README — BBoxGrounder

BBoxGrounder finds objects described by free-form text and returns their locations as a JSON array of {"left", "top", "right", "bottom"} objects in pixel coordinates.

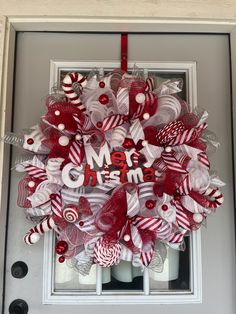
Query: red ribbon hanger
[{"left": 121, "top": 33, "right": 128, "bottom": 72}]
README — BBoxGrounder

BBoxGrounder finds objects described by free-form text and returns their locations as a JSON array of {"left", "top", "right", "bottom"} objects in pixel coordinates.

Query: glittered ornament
[
  {"left": 99, "top": 94, "right": 109, "bottom": 105},
  {"left": 55, "top": 240, "right": 69, "bottom": 255}
]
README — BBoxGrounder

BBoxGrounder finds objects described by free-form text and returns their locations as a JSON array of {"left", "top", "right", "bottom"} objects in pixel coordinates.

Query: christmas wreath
[{"left": 4, "top": 68, "right": 224, "bottom": 275}]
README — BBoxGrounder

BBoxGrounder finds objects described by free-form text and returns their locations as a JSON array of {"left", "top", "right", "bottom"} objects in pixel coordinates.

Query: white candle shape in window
[
  {"left": 55, "top": 259, "right": 77, "bottom": 285},
  {"left": 112, "top": 261, "right": 133, "bottom": 282},
  {"left": 78, "top": 264, "right": 97, "bottom": 284},
  {"left": 149, "top": 247, "right": 179, "bottom": 281}
]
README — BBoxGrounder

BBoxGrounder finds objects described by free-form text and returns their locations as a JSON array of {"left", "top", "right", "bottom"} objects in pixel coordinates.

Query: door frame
[{"left": 0, "top": 16, "right": 236, "bottom": 307}]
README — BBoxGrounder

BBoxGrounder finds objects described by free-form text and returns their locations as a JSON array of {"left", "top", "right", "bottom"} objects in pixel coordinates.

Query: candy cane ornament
[
  {"left": 190, "top": 187, "right": 224, "bottom": 210},
  {"left": 62, "top": 72, "right": 87, "bottom": 112},
  {"left": 24, "top": 217, "right": 57, "bottom": 245}
]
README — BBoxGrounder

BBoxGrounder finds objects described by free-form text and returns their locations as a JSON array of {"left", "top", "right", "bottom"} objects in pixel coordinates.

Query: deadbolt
[
  {"left": 9, "top": 299, "right": 28, "bottom": 314},
  {"left": 11, "top": 261, "right": 28, "bottom": 279}
]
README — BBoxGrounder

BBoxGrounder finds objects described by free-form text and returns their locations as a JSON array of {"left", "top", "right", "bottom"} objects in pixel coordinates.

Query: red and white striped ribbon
[
  {"left": 141, "top": 242, "right": 155, "bottom": 266},
  {"left": 168, "top": 128, "right": 196, "bottom": 146},
  {"left": 178, "top": 175, "right": 192, "bottom": 195},
  {"left": 145, "top": 77, "right": 155, "bottom": 92},
  {"left": 198, "top": 152, "right": 210, "bottom": 169},
  {"left": 161, "top": 150, "right": 188, "bottom": 173},
  {"left": 132, "top": 216, "right": 162, "bottom": 232},
  {"left": 51, "top": 192, "right": 63, "bottom": 218},
  {"left": 130, "top": 119, "right": 145, "bottom": 144},
  {"left": 62, "top": 72, "right": 87, "bottom": 111},
  {"left": 173, "top": 200, "right": 191, "bottom": 231},
  {"left": 102, "top": 114, "right": 125, "bottom": 132},
  {"left": 168, "top": 231, "right": 185, "bottom": 244},
  {"left": 25, "top": 165, "right": 47, "bottom": 180},
  {"left": 69, "top": 140, "right": 84, "bottom": 166}
]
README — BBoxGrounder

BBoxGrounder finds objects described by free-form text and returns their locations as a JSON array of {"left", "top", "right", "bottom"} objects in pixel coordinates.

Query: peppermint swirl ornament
[
  {"left": 94, "top": 237, "right": 121, "bottom": 267},
  {"left": 63, "top": 205, "right": 80, "bottom": 223}
]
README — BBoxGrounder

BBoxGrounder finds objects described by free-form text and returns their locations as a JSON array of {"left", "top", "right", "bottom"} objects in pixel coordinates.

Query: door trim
[{"left": 0, "top": 16, "right": 235, "bottom": 307}]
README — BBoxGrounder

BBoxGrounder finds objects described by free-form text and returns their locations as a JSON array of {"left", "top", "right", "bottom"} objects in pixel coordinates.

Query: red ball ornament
[
  {"left": 27, "top": 138, "right": 34, "bottom": 145},
  {"left": 96, "top": 121, "right": 103, "bottom": 128},
  {"left": 145, "top": 200, "right": 156, "bottom": 210},
  {"left": 99, "top": 94, "right": 109, "bottom": 105},
  {"left": 58, "top": 256, "right": 65, "bottom": 263},
  {"left": 99, "top": 81, "right": 105, "bottom": 88},
  {"left": 79, "top": 221, "right": 84, "bottom": 227},
  {"left": 161, "top": 204, "right": 168, "bottom": 211},
  {"left": 55, "top": 240, "right": 68, "bottom": 255}
]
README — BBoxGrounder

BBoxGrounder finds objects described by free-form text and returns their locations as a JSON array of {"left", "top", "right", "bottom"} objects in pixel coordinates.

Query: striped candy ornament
[
  {"left": 157, "top": 121, "right": 185, "bottom": 144},
  {"left": 24, "top": 216, "right": 56, "bottom": 245},
  {"left": 62, "top": 72, "right": 87, "bottom": 111},
  {"left": 94, "top": 237, "right": 121, "bottom": 267}
]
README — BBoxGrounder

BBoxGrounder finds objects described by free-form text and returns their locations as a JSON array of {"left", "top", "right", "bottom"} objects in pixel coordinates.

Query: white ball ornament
[
  {"left": 75, "top": 134, "right": 82, "bottom": 141},
  {"left": 193, "top": 213, "right": 204, "bottom": 223},
  {"left": 165, "top": 146, "right": 172, "bottom": 153},
  {"left": 30, "top": 233, "right": 40, "bottom": 244},
  {"left": 58, "top": 136, "right": 70, "bottom": 146},
  {"left": 143, "top": 112, "right": 150, "bottom": 120},
  {"left": 58, "top": 123, "right": 65, "bottom": 131},
  {"left": 142, "top": 140, "right": 148, "bottom": 147},
  {"left": 124, "top": 234, "right": 131, "bottom": 242},
  {"left": 28, "top": 181, "right": 35, "bottom": 188},
  {"left": 135, "top": 93, "right": 145, "bottom": 104},
  {"left": 55, "top": 110, "right": 60, "bottom": 116}
]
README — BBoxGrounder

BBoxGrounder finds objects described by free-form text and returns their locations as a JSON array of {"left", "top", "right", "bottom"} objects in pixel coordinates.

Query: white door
[{"left": 3, "top": 33, "right": 235, "bottom": 313}]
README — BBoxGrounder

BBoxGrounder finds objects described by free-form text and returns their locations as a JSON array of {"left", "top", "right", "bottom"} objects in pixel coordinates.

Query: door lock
[{"left": 9, "top": 299, "right": 28, "bottom": 314}]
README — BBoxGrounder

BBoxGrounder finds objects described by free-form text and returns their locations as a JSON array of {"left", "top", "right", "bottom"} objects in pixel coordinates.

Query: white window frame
[{"left": 42, "top": 60, "right": 202, "bottom": 305}]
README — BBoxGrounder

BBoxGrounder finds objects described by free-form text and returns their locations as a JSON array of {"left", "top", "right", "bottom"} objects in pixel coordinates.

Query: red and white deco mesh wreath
[{"left": 4, "top": 68, "right": 225, "bottom": 275}]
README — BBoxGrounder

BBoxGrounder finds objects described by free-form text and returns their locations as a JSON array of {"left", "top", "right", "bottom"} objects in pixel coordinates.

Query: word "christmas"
[{"left": 62, "top": 143, "right": 156, "bottom": 188}]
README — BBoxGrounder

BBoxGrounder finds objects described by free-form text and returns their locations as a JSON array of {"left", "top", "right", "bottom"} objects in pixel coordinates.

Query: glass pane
[{"left": 102, "top": 262, "right": 143, "bottom": 291}]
